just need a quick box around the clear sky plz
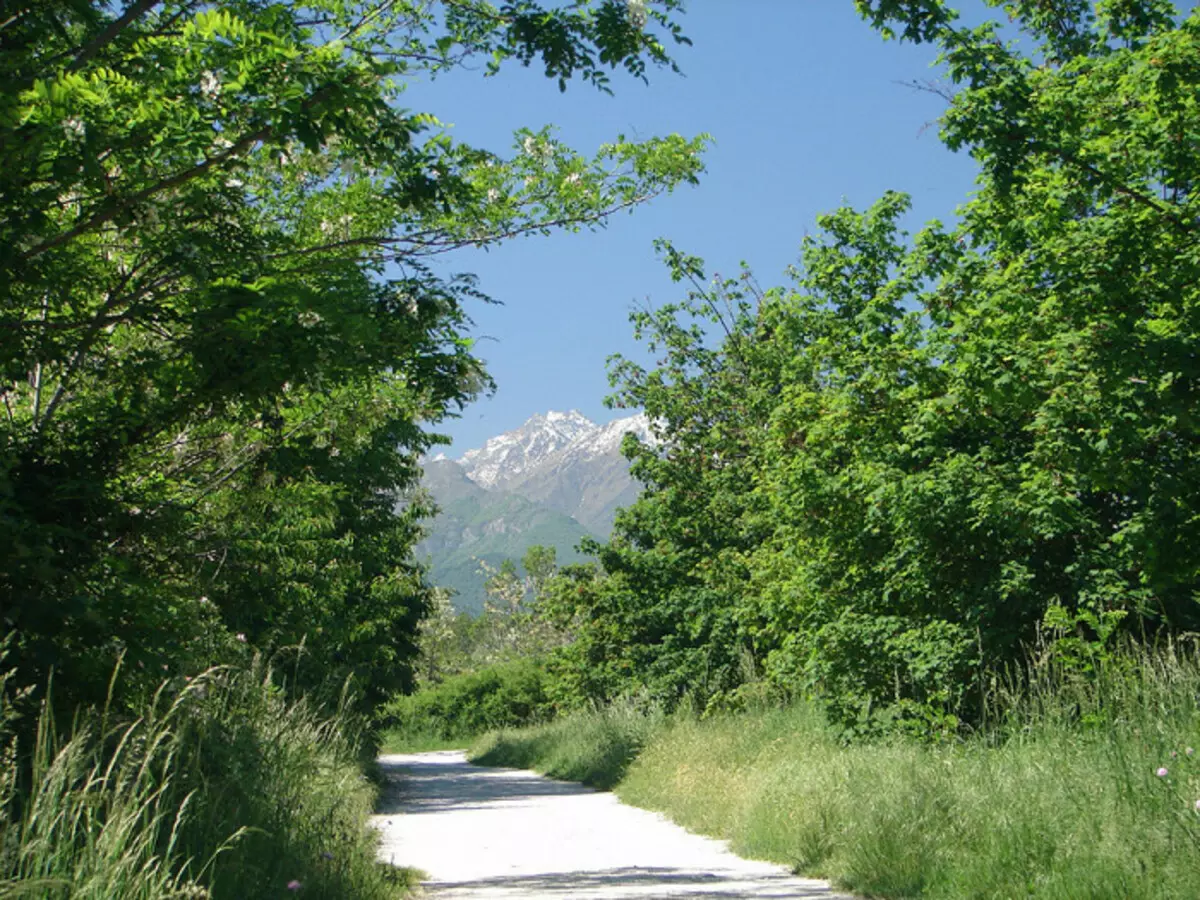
[414,2,980,453]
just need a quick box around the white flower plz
[524,176,536,187]
[523,136,538,155]
[62,117,86,142]
[297,310,323,328]
[200,70,221,100]
[563,172,581,185]
[319,220,333,234]
[199,596,210,605]
[487,187,500,203]
[626,0,647,28]
[225,177,243,189]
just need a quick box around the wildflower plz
[626,0,647,28]
[287,880,302,891]
[200,70,221,100]
[1157,767,1169,777]
[62,117,86,142]
[236,633,247,643]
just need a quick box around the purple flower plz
[287,880,302,891]
[1157,767,1169,778]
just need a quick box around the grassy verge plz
[471,647,1200,899]
[1,663,413,899]
[469,703,662,790]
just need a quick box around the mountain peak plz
[457,409,650,491]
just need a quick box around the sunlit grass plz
[470,701,662,790]
[473,644,1200,898]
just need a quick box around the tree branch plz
[66,0,162,73]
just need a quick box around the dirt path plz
[372,750,852,899]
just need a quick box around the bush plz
[0,663,405,900]
[381,658,551,744]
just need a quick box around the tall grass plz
[470,701,663,789]
[473,644,1200,898]
[0,663,409,899]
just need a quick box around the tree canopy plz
[543,0,1200,732]
[0,0,705,712]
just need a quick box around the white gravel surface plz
[372,750,853,899]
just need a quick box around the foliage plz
[0,0,706,714]
[0,662,402,900]
[413,545,572,684]
[545,0,1200,731]
[381,657,552,743]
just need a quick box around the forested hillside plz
[417,458,597,614]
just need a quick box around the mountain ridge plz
[418,410,650,611]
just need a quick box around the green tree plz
[0,0,706,711]
[554,0,1200,730]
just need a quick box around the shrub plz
[381,658,551,743]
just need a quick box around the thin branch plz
[66,0,162,73]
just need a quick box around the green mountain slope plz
[417,460,597,614]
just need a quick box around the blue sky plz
[415,2,980,453]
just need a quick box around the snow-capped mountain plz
[484,412,653,532]
[458,409,596,488]
[418,411,653,611]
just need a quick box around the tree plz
[551,0,1200,730]
[0,0,706,711]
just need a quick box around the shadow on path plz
[375,752,593,815]
[426,866,835,899]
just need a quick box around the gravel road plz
[372,750,853,899]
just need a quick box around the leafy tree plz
[0,0,706,712]
[552,0,1200,731]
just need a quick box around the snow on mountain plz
[458,409,595,488]
[565,412,656,463]
[420,410,655,610]
[453,410,654,533]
